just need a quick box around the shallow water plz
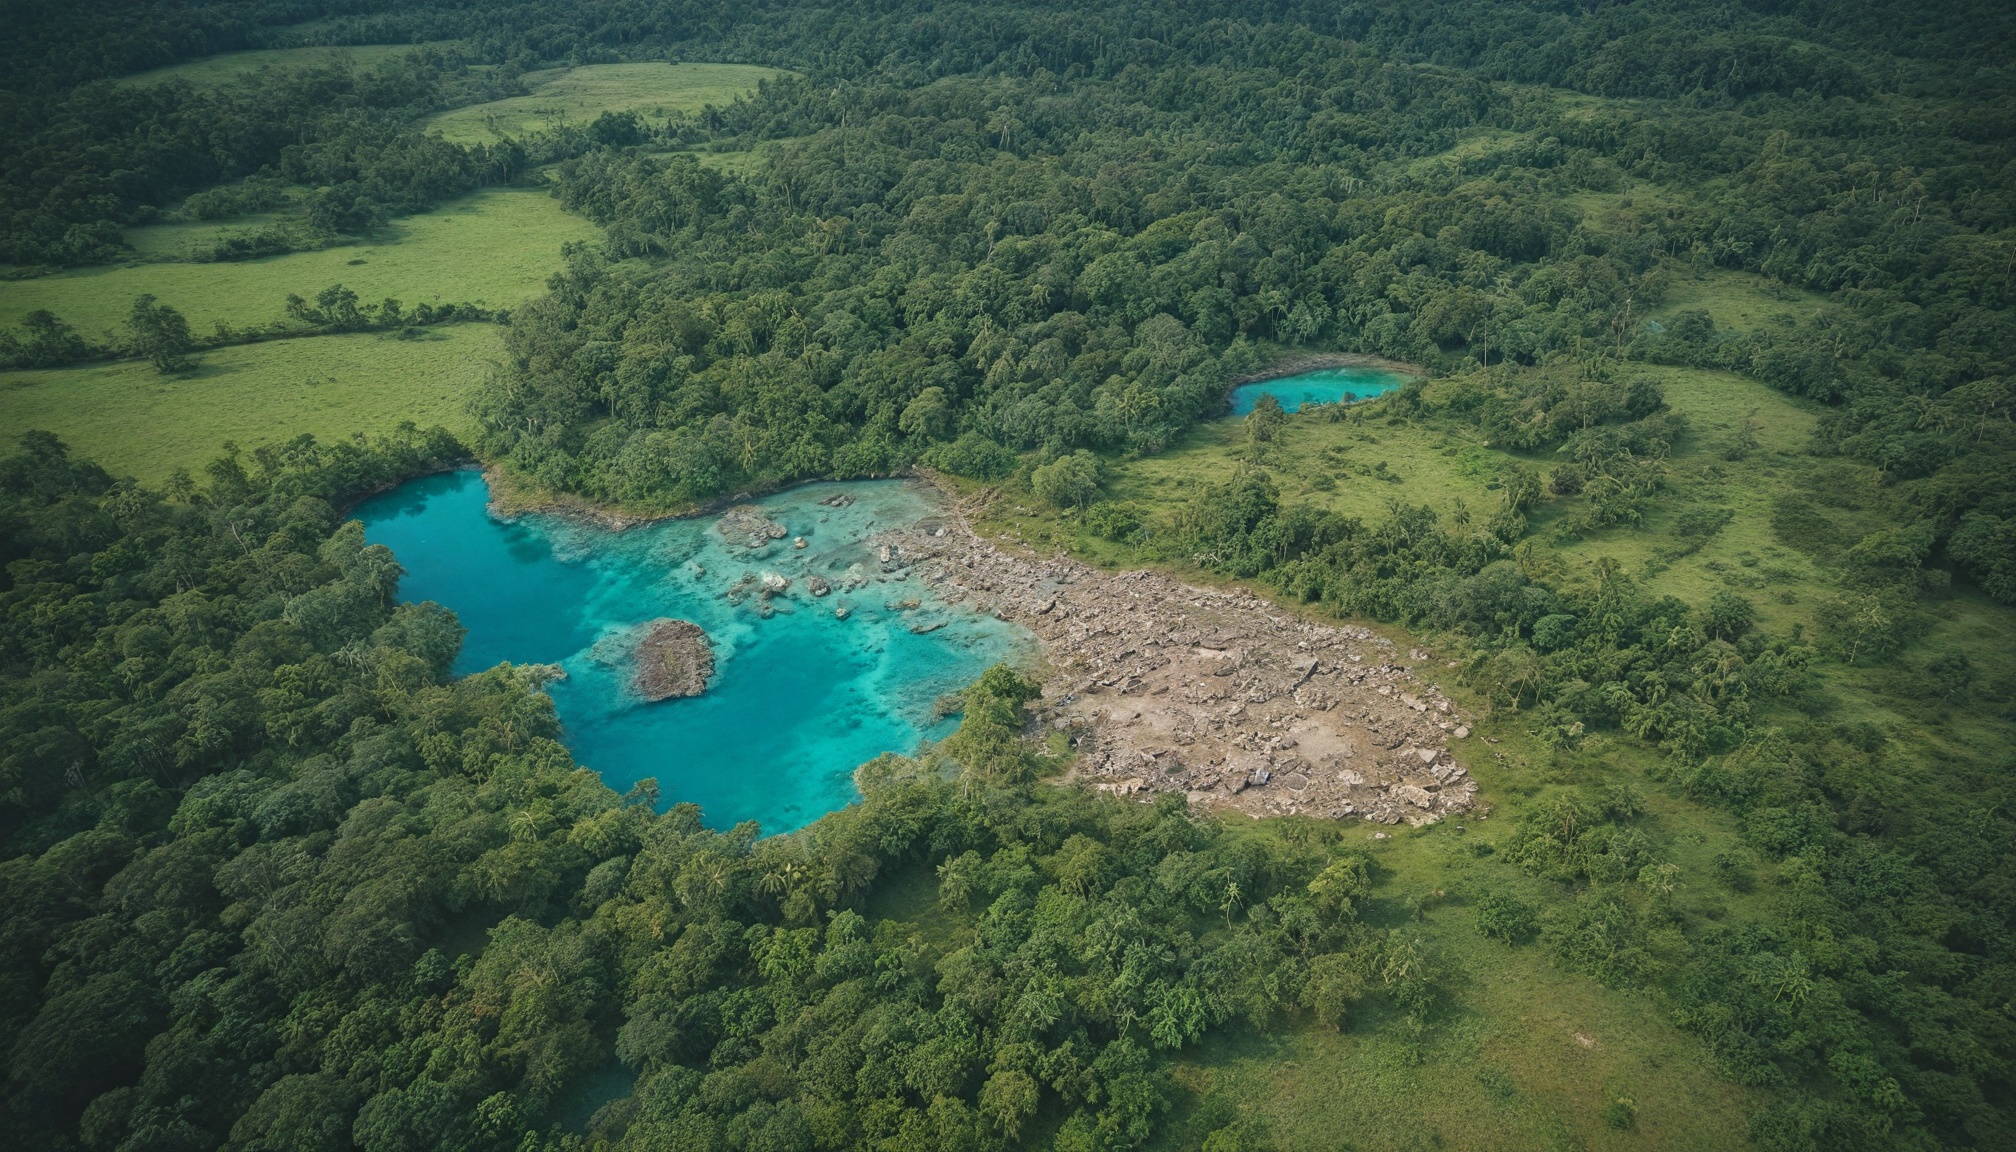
[1228,364,1410,414]
[355,472,1030,832]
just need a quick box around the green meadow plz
[118,43,444,87]
[0,187,596,337]
[0,325,495,483]
[420,62,787,144]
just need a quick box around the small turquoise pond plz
[355,473,1030,832]
[1228,365,1410,415]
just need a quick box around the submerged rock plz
[633,619,715,701]
[718,505,788,548]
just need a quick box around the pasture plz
[1,187,595,338]
[0,326,496,484]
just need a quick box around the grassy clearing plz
[120,206,305,261]
[688,139,805,176]
[1075,356,1831,638]
[421,62,787,145]
[0,326,495,483]
[118,44,441,87]
[1,187,596,338]
[1648,269,1829,333]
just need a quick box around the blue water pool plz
[1228,365,1410,414]
[354,472,1030,832]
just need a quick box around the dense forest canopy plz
[3,1,2015,1151]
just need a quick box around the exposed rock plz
[880,491,1480,827]
[632,619,715,701]
[808,575,831,597]
[718,506,788,548]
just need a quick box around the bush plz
[1031,450,1102,510]
[924,432,1017,481]
[1084,501,1144,542]
[1474,889,1539,944]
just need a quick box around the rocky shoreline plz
[632,618,715,701]
[879,493,1479,826]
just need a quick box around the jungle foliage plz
[5,1,2016,1151]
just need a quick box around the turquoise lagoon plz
[1228,364,1410,414]
[355,473,1030,832]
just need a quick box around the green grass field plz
[119,43,443,87]
[421,62,787,144]
[1647,268,1829,333]
[0,326,495,484]
[1,187,596,338]
[120,207,304,261]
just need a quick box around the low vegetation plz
[420,62,786,146]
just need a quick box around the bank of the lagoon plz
[1228,363,1411,414]
[355,473,1031,831]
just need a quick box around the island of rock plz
[632,618,715,701]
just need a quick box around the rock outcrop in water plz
[633,618,715,701]
[718,505,788,548]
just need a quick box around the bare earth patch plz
[881,500,1479,826]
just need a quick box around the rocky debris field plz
[632,618,715,701]
[880,512,1479,826]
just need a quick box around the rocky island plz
[632,618,716,701]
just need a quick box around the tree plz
[899,386,954,441]
[1245,393,1287,446]
[1031,450,1101,510]
[126,294,195,373]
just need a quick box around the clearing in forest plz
[0,326,496,484]
[0,187,596,337]
[421,62,789,144]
